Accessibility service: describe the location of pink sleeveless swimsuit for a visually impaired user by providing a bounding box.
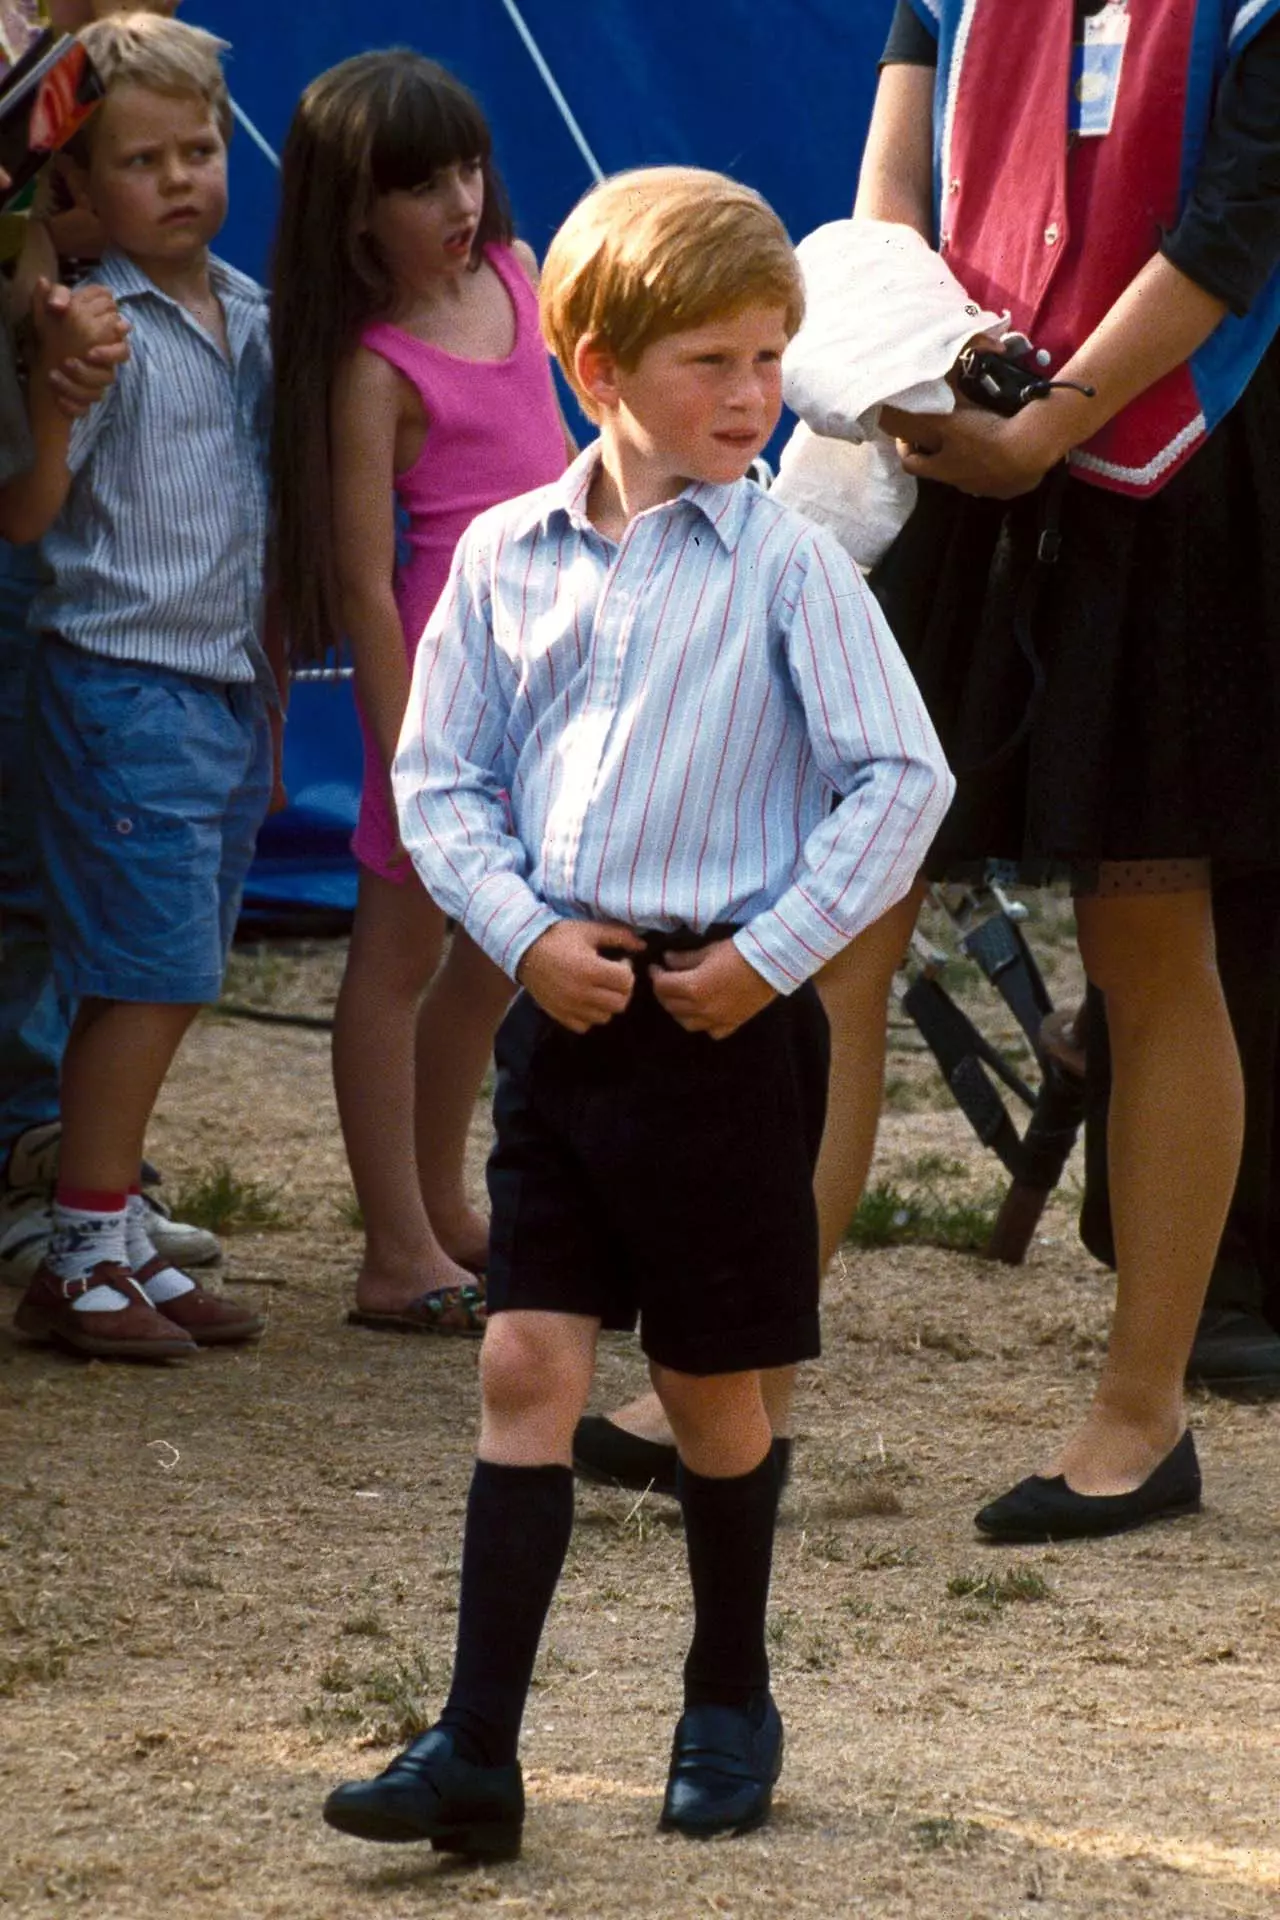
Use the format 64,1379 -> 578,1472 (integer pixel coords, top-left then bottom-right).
353,244 -> 566,881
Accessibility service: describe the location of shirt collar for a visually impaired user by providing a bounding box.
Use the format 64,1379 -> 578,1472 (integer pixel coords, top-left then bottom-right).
94,248 -> 262,314
512,439 -> 755,553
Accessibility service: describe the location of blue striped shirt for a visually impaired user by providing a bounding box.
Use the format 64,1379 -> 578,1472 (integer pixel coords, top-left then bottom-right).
31,250 -> 272,688
394,444 -> 954,993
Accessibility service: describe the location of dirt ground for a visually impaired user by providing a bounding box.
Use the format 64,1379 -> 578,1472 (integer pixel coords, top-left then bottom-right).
3,907 -> 1279,1920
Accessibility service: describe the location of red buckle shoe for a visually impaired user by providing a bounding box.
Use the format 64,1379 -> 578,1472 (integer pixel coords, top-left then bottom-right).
13,1261 -> 198,1360
135,1258 -> 265,1346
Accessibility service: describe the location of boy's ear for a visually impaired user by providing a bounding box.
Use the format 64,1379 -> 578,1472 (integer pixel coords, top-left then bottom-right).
573,334 -> 622,412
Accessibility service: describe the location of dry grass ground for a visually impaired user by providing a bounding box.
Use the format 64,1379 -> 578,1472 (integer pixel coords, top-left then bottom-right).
3,901 -> 1278,1919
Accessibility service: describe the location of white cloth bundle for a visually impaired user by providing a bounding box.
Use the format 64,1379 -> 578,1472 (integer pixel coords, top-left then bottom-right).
772,219 -> 1003,568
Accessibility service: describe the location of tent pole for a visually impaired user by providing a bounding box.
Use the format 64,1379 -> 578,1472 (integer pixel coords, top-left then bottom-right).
496,0 -> 605,182
231,97 -> 281,171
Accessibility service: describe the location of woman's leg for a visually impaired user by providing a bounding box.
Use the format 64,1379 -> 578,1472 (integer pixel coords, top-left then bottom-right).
598,889 -> 922,1447
333,869 -> 474,1314
1054,882 -> 1243,1492
413,929 -> 514,1274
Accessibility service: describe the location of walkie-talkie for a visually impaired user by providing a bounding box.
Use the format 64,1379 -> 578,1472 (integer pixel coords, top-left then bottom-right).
955,336 -> 1096,416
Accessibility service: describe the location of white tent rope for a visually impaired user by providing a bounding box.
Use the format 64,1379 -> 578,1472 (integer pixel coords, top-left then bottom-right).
496,0 -> 605,183
231,97 -> 281,171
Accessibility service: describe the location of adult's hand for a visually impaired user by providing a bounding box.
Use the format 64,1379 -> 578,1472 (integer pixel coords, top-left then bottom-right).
33,280 -> 131,419
897,401 -> 1069,500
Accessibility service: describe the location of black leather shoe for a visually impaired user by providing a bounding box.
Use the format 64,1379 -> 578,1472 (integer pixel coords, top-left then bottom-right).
322,1727 -> 523,1860
573,1419 -> 793,1501
659,1696 -> 783,1838
573,1416 -> 680,1495
974,1430 -> 1202,1544
1187,1308 -> 1280,1398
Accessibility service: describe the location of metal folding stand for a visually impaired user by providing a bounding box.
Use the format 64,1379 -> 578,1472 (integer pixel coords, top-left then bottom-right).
898,879 -> 1086,1264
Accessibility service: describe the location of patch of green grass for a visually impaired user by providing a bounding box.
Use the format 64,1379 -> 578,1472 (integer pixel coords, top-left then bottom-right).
946,1567 -> 1051,1608
767,1606 -> 799,1649
910,1815 -> 984,1854
168,1559 -> 221,1592
307,1649 -> 434,1747
340,1608 -> 390,1641
798,1626 -> 839,1672
220,946 -> 290,1006
162,1161 -> 293,1235
336,1191 -> 364,1232
897,1151 -> 969,1183
881,1073 -> 939,1114
911,1323 -> 985,1363
843,1181 -> 999,1253
860,1542 -> 918,1573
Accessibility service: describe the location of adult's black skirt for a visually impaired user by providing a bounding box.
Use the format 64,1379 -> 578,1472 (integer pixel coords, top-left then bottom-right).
868,339 -> 1280,882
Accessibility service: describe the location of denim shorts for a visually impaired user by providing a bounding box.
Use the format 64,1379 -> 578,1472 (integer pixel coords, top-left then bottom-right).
32,637 -> 272,1003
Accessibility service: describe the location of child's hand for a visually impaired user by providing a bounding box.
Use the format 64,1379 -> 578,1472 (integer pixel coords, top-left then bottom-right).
651,941 -> 776,1040
32,279 -> 130,419
517,920 -> 646,1033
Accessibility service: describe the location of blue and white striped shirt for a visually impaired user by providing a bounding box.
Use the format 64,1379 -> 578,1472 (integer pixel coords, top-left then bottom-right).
395,444 -> 954,993
31,250 -> 272,688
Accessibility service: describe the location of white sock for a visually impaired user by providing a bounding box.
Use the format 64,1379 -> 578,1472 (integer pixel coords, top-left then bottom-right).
126,1191 -> 195,1305
48,1199 -> 131,1312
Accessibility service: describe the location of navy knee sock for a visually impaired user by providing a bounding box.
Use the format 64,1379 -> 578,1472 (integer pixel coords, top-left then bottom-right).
438,1459 -> 574,1767
678,1448 -> 778,1714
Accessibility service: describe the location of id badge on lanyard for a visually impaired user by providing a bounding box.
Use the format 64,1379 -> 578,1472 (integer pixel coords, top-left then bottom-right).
1069,0 -> 1131,138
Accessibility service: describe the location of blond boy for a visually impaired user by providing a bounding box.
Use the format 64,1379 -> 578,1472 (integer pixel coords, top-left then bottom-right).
2,14 -> 270,1358
323,166 -> 953,1858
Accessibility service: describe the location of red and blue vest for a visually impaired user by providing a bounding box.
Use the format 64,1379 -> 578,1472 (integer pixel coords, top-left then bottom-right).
912,0 -> 1280,494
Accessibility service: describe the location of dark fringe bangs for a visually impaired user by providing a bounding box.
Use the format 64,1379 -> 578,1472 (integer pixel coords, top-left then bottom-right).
368,57 -> 493,195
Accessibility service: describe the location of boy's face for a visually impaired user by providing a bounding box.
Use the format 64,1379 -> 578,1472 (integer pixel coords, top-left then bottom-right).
79,83 -> 226,269
590,302 -> 788,492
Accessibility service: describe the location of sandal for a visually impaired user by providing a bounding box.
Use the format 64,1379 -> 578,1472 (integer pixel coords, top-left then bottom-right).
346,1278 -> 487,1337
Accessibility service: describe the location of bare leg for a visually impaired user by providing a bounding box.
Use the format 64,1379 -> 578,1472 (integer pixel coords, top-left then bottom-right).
59,998 -> 201,1189
605,889 -> 923,1445
333,870 -> 474,1313
413,930 -> 513,1272
652,1365 -> 772,1478
1050,885 -> 1242,1494
479,1311 -> 599,1465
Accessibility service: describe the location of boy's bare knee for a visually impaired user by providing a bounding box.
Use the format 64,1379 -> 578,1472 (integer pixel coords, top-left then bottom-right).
481,1313 -> 594,1425
651,1364 -> 765,1436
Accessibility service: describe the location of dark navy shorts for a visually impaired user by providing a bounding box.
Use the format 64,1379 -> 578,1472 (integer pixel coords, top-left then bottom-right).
33,637 -> 272,1004
485,933 -> 830,1376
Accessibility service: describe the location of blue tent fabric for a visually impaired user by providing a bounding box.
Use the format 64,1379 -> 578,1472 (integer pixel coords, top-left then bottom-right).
187,0 -> 894,917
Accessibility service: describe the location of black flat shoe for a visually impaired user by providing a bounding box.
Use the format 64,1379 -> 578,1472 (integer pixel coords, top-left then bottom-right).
974,1430 -> 1202,1544
659,1696 -> 783,1838
1187,1307 -> 1280,1399
573,1419 -> 793,1501
572,1415 -> 680,1495
322,1727 -> 523,1860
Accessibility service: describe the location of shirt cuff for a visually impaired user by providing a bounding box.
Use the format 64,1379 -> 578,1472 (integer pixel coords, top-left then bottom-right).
733,892 -> 850,995
464,870 -> 562,980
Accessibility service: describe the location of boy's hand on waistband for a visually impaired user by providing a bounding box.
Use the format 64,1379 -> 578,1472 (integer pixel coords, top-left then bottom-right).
651,941 -> 776,1041
518,920 -> 646,1033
